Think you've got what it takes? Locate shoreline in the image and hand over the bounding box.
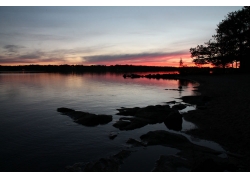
[70,73,249,172]
[181,74,250,171]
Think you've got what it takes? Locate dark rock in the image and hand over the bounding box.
[181,95,212,106]
[57,107,75,113]
[140,130,189,146]
[126,138,146,147]
[57,107,112,127]
[191,158,238,172]
[113,118,147,131]
[114,104,174,130]
[166,101,176,104]
[164,111,183,131]
[116,107,140,116]
[122,74,142,79]
[197,106,207,110]
[165,89,183,91]
[109,132,118,140]
[172,104,187,110]
[83,150,131,172]
[65,162,84,172]
[152,155,191,172]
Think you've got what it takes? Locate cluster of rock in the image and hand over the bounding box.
[113,104,186,131]
[127,130,239,172]
[66,129,240,172]
[57,107,112,127]
[65,150,131,172]
[123,73,180,79]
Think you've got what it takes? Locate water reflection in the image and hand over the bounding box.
[0,72,199,172]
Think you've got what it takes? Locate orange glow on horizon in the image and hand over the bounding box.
[0,53,204,67]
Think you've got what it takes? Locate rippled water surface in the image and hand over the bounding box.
[0,72,198,171]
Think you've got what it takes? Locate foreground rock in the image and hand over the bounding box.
[65,150,132,172]
[180,95,211,106]
[57,107,112,126]
[114,105,183,131]
[140,130,189,146]
[164,111,183,131]
[140,130,242,171]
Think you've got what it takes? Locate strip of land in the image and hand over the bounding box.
[182,73,250,171]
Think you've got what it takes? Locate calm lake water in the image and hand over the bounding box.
[0,72,199,172]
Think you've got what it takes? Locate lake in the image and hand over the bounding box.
[0,72,199,172]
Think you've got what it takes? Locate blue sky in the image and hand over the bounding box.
[0,5,244,66]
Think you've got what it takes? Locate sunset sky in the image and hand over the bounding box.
[0,4,244,66]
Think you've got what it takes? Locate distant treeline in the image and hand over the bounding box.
[0,65,179,73]
[0,64,242,75]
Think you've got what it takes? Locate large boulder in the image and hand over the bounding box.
[57,107,112,126]
[140,130,189,146]
[172,104,186,110]
[181,95,211,106]
[164,111,183,131]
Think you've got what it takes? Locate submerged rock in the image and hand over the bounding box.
[126,138,146,147]
[113,117,148,131]
[109,132,118,140]
[57,107,112,126]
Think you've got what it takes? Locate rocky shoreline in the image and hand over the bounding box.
[61,73,250,172]
[182,74,250,171]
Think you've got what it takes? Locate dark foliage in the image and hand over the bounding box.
[190,6,250,70]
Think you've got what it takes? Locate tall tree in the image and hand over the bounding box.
[190,6,250,70]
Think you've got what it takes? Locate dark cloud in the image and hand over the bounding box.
[0,56,66,65]
[19,51,44,59]
[0,50,65,65]
[3,45,24,53]
[83,51,188,63]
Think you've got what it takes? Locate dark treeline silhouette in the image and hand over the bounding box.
[190,6,250,71]
[0,64,178,73]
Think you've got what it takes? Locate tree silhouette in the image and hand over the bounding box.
[190,6,250,70]
[179,58,183,67]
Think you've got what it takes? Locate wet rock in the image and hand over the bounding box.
[114,105,173,130]
[116,107,140,116]
[57,107,75,113]
[109,132,118,140]
[126,138,146,147]
[191,158,238,172]
[123,74,142,79]
[57,107,112,127]
[152,155,191,172]
[197,105,207,110]
[140,130,189,146]
[113,118,148,131]
[65,162,85,172]
[166,101,176,104]
[181,95,212,106]
[165,89,183,91]
[83,150,131,172]
[172,104,187,110]
[164,111,183,131]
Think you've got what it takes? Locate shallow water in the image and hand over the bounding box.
[0,72,200,172]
